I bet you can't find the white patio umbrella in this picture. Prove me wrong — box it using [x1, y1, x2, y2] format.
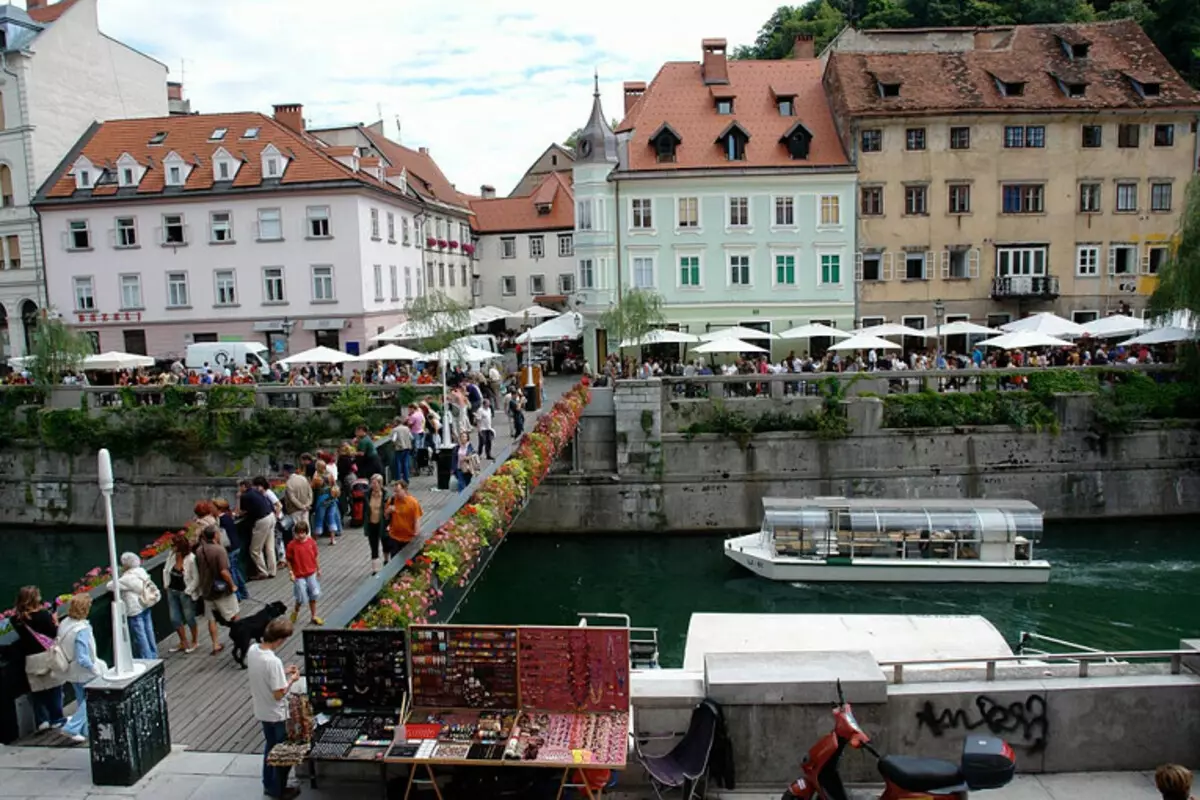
[829, 334, 903, 351]
[1000, 312, 1084, 338]
[371, 312, 474, 342]
[976, 330, 1076, 350]
[355, 343, 425, 362]
[515, 311, 584, 344]
[510, 305, 558, 320]
[692, 338, 768, 354]
[422, 344, 505, 363]
[82, 351, 155, 371]
[1079, 315, 1146, 339]
[918, 320, 997, 337]
[469, 306, 510, 326]
[1118, 326, 1199, 346]
[279, 346, 354, 366]
[620, 329, 700, 348]
[698, 325, 779, 342]
[855, 323, 931, 339]
[6, 355, 33, 370]
[777, 323, 853, 340]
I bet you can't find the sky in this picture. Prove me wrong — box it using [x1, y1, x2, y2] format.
[80, 0, 783, 197]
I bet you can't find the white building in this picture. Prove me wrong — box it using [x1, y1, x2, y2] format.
[470, 173, 575, 312]
[0, 0, 168, 359]
[34, 107, 432, 359]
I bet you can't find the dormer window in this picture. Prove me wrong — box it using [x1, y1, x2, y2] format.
[779, 121, 813, 161]
[879, 82, 901, 98]
[1127, 74, 1162, 98]
[122, 168, 134, 184]
[169, 166, 181, 184]
[211, 148, 239, 183]
[771, 86, 797, 117]
[535, 203, 551, 216]
[778, 99, 793, 116]
[266, 158, 279, 177]
[649, 122, 682, 164]
[1066, 82, 1086, 98]
[72, 157, 96, 190]
[218, 161, 230, 180]
[115, 153, 142, 188]
[162, 151, 190, 187]
[716, 99, 733, 115]
[1059, 35, 1091, 60]
[209, 128, 227, 141]
[993, 75, 1026, 97]
[242, 127, 260, 140]
[716, 121, 750, 162]
[78, 170, 91, 188]
[260, 144, 289, 180]
[148, 131, 167, 145]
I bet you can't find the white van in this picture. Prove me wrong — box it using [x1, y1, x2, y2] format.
[448, 334, 499, 373]
[185, 342, 270, 371]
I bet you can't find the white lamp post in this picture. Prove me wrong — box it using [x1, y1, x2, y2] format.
[98, 449, 143, 679]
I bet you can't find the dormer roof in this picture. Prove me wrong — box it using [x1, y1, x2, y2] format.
[469, 172, 574, 234]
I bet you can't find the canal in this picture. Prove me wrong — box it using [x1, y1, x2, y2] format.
[456, 518, 1200, 666]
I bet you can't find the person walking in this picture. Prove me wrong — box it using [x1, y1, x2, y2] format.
[195, 525, 239, 655]
[282, 463, 312, 531]
[453, 431, 478, 493]
[241, 479, 278, 580]
[363, 474, 387, 576]
[248, 618, 301, 800]
[117, 553, 159, 660]
[11, 586, 66, 730]
[310, 474, 342, 546]
[285, 521, 323, 626]
[57, 593, 105, 744]
[355, 424, 385, 478]
[384, 481, 422, 564]
[213, 499, 248, 600]
[477, 399, 495, 460]
[162, 534, 200, 654]
[391, 417, 413, 484]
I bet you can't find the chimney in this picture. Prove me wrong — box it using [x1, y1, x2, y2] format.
[701, 38, 729, 86]
[167, 82, 183, 101]
[791, 34, 815, 59]
[480, 185, 496, 199]
[623, 81, 647, 115]
[272, 103, 304, 133]
[418, 146, 429, 155]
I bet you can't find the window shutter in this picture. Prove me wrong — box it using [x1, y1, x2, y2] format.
[1107, 246, 1116, 276]
[854, 252, 864, 282]
[882, 252, 893, 281]
[925, 251, 935, 280]
[968, 248, 980, 279]
[940, 250, 950, 280]
[1140, 248, 1151, 275]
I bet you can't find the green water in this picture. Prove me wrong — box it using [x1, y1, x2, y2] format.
[455, 519, 1200, 667]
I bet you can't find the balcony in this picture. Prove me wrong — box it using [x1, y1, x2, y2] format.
[991, 275, 1059, 300]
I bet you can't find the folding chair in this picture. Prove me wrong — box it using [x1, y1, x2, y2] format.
[631, 699, 719, 800]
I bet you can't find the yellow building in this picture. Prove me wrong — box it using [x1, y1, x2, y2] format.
[823, 22, 1200, 340]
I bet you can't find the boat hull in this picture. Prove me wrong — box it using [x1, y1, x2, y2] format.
[724, 535, 1051, 585]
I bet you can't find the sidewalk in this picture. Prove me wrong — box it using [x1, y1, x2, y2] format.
[0, 744, 1164, 800]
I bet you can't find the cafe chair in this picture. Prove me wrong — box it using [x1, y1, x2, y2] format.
[631, 699, 720, 800]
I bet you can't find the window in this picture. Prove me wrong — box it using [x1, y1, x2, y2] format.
[162, 213, 186, 245]
[119, 274, 141, 309]
[728, 196, 749, 227]
[1076, 245, 1099, 276]
[425, 263, 434, 289]
[778, 99, 792, 116]
[878, 81, 901, 97]
[404, 266, 413, 298]
[1146, 245, 1169, 275]
[775, 254, 796, 285]
[460, 263, 467, 289]
[387, 212, 396, 242]
[945, 247, 974, 279]
[166, 272, 189, 307]
[905, 128, 926, 151]
[558, 234, 573, 256]
[1082, 125, 1102, 148]
[115, 217, 137, 247]
[209, 128, 227, 141]
[998, 80, 1025, 96]
[819, 195, 841, 226]
[307, 206, 330, 238]
[632, 256, 654, 289]
[257, 208, 281, 240]
[1151, 182, 1172, 212]
[577, 200, 593, 230]
[529, 235, 545, 258]
[775, 196, 794, 226]
[243, 127, 259, 140]
[529, 274, 546, 295]
[1004, 126, 1045, 148]
[861, 129, 882, 153]
[266, 158, 279, 177]
[214, 270, 236, 305]
[861, 186, 883, 216]
[996, 246, 1047, 276]
[209, 211, 233, 243]
[723, 130, 746, 161]
[679, 255, 701, 287]
[1026, 126, 1046, 147]
[373, 264, 384, 300]
[716, 99, 733, 115]
[949, 184, 971, 214]
[558, 273, 575, 294]
[500, 237, 516, 258]
[1072, 310, 1099, 325]
[654, 132, 677, 163]
[1118, 124, 1140, 148]
[312, 265, 334, 301]
[949, 126, 970, 150]
[402, 217, 411, 245]
[73, 276, 95, 310]
[369, 208, 380, 239]
[677, 197, 699, 228]
[68, 220, 91, 250]
[904, 186, 927, 216]
[168, 166, 182, 185]
[121, 167, 135, 185]
[1109, 244, 1137, 275]
[263, 267, 285, 303]
[4, 235, 18, 269]
[905, 252, 926, 280]
[1002, 184, 1044, 214]
[1079, 183, 1102, 213]
[1116, 182, 1138, 212]
[438, 263, 446, 287]
[217, 161, 230, 181]
[579, 258, 594, 289]
[1154, 124, 1174, 147]
[78, 169, 92, 188]
[501, 276, 516, 296]
[820, 254, 841, 285]
[729, 254, 751, 286]
[631, 198, 653, 229]
[860, 253, 882, 281]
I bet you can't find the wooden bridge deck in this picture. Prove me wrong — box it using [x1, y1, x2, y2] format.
[162, 380, 568, 753]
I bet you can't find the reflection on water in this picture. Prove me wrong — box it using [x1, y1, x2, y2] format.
[455, 518, 1200, 667]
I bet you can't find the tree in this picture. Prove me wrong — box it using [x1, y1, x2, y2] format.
[563, 128, 583, 152]
[1148, 176, 1200, 324]
[733, 2, 849, 58]
[402, 291, 471, 446]
[26, 313, 93, 385]
[599, 289, 666, 353]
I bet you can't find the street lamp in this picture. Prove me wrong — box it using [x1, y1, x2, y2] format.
[98, 449, 142, 679]
[933, 298, 946, 364]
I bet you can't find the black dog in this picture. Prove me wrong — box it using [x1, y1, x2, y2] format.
[215, 601, 288, 668]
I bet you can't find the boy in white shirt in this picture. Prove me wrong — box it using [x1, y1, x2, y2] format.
[247, 618, 300, 799]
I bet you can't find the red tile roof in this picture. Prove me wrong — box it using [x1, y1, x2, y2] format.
[38, 111, 405, 202]
[469, 172, 573, 233]
[356, 126, 469, 210]
[27, 0, 79, 23]
[826, 21, 1200, 117]
[615, 56, 849, 171]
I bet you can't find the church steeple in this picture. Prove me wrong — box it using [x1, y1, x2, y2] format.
[574, 71, 618, 164]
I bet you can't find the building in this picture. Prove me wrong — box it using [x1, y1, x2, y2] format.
[572, 38, 858, 364]
[470, 172, 575, 312]
[167, 82, 192, 115]
[0, 0, 168, 360]
[34, 107, 433, 359]
[309, 121, 475, 308]
[508, 143, 574, 197]
[823, 21, 1200, 336]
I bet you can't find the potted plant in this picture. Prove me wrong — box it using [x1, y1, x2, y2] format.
[437, 239, 448, 249]
[426, 236, 437, 248]
[448, 240, 459, 250]
[463, 243, 476, 256]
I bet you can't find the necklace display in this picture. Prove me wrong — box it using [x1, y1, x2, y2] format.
[518, 627, 630, 712]
[304, 629, 408, 713]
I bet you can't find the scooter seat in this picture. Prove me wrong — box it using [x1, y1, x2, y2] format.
[878, 754, 964, 793]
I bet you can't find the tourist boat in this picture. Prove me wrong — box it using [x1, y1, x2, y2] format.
[724, 497, 1051, 584]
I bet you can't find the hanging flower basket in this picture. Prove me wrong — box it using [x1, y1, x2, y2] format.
[437, 239, 448, 248]
[448, 240, 459, 250]
[463, 243, 476, 256]
[426, 236, 437, 248]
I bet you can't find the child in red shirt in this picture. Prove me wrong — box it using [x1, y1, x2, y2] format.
[285, 521, 323, 626]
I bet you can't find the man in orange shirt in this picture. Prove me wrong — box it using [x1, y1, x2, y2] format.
[384, 481, 422, 563]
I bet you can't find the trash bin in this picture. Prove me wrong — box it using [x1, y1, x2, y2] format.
[87, 661, 170, 786]
[349, 478, 369, 528]
[435, 446, 454, 491]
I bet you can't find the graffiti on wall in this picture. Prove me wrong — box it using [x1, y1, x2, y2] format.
[915, 694, 1048, 752]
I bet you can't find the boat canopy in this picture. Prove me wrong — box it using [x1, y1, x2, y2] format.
[762, 497, 1043, 542]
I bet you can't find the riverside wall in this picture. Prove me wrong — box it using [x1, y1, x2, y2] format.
[514, 381, 1200, 533]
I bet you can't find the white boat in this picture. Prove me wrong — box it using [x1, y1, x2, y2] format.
[725, 497, 1051, 584]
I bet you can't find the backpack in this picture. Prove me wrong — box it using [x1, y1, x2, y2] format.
[139, 575, 162, 608]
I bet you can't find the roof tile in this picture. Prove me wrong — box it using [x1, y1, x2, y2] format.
[469, 172, 573, 233]
[356, 126, 469, 210]
[27, 0, 79, 24]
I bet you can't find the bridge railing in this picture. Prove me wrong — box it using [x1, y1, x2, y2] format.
[0, 382, 444, 411]
[881, 648, 1193, 684]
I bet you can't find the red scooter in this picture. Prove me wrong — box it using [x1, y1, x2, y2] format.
[782, 681, 1016, 799]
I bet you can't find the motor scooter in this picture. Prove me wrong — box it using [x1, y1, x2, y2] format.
[782, 681, 1016, 800]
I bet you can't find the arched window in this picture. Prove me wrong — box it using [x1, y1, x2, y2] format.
[20, 299, 37, 354]
[0, 165, 13, 207]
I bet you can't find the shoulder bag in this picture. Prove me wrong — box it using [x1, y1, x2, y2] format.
[25, 626, 69, 678]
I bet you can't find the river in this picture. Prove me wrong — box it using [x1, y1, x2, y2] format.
[456, 518, 1200, 666]
[0, 526, 152, 613]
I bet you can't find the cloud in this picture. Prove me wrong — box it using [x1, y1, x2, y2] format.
[92, 0, 781, 196]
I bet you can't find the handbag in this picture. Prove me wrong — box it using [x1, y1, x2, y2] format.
[139, 576, 162, 608]
[25, 628, 69, 677]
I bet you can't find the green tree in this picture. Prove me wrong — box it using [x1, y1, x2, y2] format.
[402, 291, 471, 445]
[563, 128, 583, 152]
[26, 313, 94, 386]
[860, 0, 915, 28]
[599, 289, 666, 352]
[1149, 175, 1200, 324]
[733, 2, 849, 58]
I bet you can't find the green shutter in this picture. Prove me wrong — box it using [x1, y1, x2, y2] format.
[776, 255, 795, 284]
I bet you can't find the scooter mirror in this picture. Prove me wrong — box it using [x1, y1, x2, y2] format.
[836, 679, 845, 705]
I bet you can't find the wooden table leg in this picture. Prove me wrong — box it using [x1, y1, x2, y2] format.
[423, 764, 445, 800]
[555, 768, 570, 800]
[402, 766, 418, 800]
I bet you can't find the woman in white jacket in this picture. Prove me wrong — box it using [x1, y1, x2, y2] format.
[162, 534, 200, 654]
[117, 552, 159, 660]
[56, 593, 105, 743]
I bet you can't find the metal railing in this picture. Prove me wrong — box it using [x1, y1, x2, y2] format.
[577, 612, 661, 670]
[0, 382, 444, 411]
[991, 275, 1060, 299]
[880, 648, 1193, 684]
